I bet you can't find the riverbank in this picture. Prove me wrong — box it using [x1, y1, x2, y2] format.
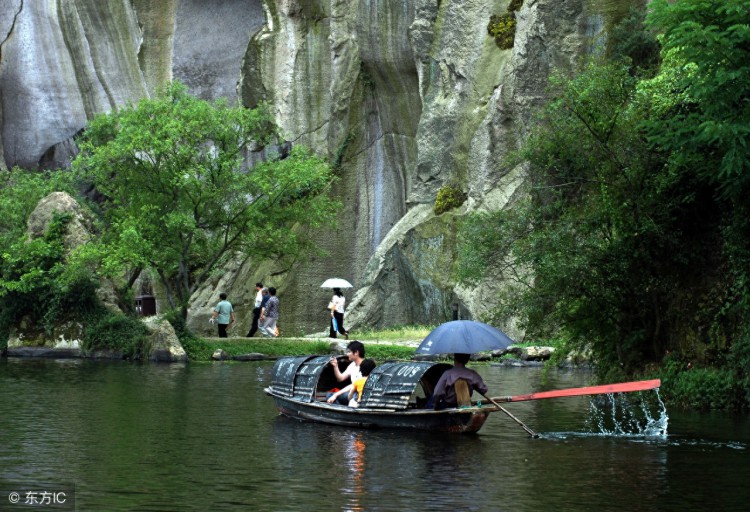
[183, 336, 423, 362]
[181, 335, 562, 366]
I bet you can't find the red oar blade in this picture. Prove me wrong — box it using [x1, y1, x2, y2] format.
[492, 379, 661, 403]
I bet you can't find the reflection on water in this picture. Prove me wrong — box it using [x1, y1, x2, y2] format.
[341, 432, 366, 512]
[2, 359, 750, 511]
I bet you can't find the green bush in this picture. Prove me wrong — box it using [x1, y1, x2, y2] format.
[0, 213, 103, 339]
[434, 186, 466, 216]
[659, 357, 739, 410]
[83, 313, 150, 358]
[729, 330, 750, 407]
[488, 13, 516, 50]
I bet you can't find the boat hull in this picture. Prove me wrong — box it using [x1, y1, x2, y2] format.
[267, 389, 493, 434]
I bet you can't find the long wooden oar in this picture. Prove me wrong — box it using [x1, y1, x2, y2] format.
[480, 392, 538, 438]
[491, 379, 661, 403]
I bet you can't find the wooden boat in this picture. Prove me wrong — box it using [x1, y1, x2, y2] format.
[265, 355, 495, 433]
[265, 355, 662, 435]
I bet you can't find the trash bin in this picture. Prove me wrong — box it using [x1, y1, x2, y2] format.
[135, 295, 156, 316]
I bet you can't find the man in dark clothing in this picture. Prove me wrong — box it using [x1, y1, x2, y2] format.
[432, 353, 488, 409]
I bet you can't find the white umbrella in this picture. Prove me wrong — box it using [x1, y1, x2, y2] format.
[320, 278, 354, 289]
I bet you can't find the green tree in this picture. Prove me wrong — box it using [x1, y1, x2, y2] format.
[0, 167, 74, 248]
[457, 1, 750, 406]
[0, 212, 102, 340]
[73, 81, 337, 315]
[645, 0, 750, 198]
[644, 0, 750, 402]
[458, 61, 716, 375]
[0, 169, 90, 342]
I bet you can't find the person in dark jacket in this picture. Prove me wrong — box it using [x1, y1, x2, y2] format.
[432, 353, 488, 409]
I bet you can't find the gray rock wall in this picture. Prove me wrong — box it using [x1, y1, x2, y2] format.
[231, 0, 612, 335]
[0, 0, 637, 337]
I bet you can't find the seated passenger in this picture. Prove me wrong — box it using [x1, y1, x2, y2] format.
[348, 359, 376, 408]
[432, 353, 488, 410]
[327, 341, 366, 405]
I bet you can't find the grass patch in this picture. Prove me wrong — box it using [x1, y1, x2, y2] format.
[187, 337, 419, 362]
[353, 324, 434, 341]
[365, 344, 419, 361]
[182, 326, 564, 363]
[185, 338, 329, 361]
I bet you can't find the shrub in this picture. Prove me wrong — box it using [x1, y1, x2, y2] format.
[83, 313, 150, 358]
[729, 330, 750, 407]
[488, 13, 516, 50]
[180, 336, 214, 362]
[0, 213, 103, 338]
[434, 186, 467, 215]
[659, 356, 740, 410]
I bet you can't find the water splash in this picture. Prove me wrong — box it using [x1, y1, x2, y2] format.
[583, 389, 669, 438]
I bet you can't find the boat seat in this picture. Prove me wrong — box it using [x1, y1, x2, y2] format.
[454, 379, 472, 407]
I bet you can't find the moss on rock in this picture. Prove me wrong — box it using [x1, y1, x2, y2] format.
[488, 13, 517, 50]
[434, 186, 467, 215]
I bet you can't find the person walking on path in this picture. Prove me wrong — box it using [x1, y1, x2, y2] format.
[328, 287, 349, 339]
[211, 292, 235, 338]
[246, 282, 263, 337]
[259, 287, 279, 337]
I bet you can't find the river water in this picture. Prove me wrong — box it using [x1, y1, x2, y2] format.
[1, 358, 749, 511]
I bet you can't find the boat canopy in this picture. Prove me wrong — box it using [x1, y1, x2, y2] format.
[270, 355, 451, 411]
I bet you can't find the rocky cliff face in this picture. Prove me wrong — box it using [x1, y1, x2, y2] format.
[0, 0, 635, 337]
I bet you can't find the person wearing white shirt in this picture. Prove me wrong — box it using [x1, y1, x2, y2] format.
[326, 341, 365, 405]
[328, 287, 349, 339]
[246, 282, 264, 337]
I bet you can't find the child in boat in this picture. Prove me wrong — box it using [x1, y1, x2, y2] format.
[348, 358, 376, 408]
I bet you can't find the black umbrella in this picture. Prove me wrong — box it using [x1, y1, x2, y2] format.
[415, 320, 514, 355]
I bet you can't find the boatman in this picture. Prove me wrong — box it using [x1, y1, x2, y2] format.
[432, 353, 488, 410]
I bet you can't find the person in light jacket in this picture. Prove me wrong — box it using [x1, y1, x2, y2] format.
[211, 292, 235, 338]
